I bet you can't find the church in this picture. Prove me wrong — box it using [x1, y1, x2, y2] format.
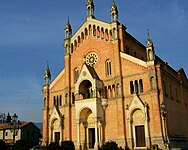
[42, 0, 188, 149]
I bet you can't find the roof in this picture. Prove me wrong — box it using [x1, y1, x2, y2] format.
[85, 64, 100, 80]
[0, 122, 33, 130]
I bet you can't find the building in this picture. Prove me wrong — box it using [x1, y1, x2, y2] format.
[0, 122, 41, 148]
[42, 0, 188, 149]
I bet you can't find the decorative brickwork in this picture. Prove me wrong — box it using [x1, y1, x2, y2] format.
[42, 1, 188, 150]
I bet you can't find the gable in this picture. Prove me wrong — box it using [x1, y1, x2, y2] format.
[50, 69, 65, 90]
[75, 63, 103, 94]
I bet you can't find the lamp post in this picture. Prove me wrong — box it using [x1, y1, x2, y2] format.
[8, 113, 21, 145]
[160, 102, 170, 149]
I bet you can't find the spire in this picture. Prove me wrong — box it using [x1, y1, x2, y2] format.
[86, 0, 95, 19]
[44, 62, 51, 86]
[110, 0, 118, 22]
[64, 17, 72, 39]
[146, 29, 153, 47]
[146, 29, 155, 61]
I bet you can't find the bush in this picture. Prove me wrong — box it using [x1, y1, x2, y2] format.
[0, 140, 7, 150]
[99, 141, 124, 150]
[15, 140, 26, 150]
[61, 141, 75, 150]
[47, 142, 61, 150]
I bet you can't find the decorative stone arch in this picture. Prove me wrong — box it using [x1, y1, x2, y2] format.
[74, 63, 107, 149]
[126, 95, 150, 149]
[75, 64, 104, 100]
[49, 107, 64, 144]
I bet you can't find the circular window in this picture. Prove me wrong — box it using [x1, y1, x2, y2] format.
[85, 52, 98, 66]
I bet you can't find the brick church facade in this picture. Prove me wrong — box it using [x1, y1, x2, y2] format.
[42, 0, 188, 149]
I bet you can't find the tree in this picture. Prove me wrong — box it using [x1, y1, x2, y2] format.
[0, 140, 7, 150]
[0, 113, 6, 123]
[47, 142, 61, 150]
[61, 141, 75, 150]
[14, 140, 26, 150]
[99, 141, 124, 150]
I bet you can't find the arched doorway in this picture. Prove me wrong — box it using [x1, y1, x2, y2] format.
[50, 119, 61, 144]
[79, 107, 96, 149]
[79, 80, 93, 99]
[132, 109, 146, 148]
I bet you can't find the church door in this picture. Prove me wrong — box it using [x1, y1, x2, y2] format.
[135, 125, 146, 147]
[89, 128, 95, 148]
[54, 132, 60, 143]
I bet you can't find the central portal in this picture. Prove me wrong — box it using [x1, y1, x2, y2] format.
[89, 128, 95, 148]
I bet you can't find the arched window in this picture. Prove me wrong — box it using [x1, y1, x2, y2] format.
[150, 77, 155, 89]
[135, 80, 139, 94]
[163, 81, 168, 97]
[65, 93, 68, 104]
[116, 83, 120, 96]
[112, 84, 115, 98]
[59, 95, 62, 106]
[139, 79, 143, 93]
[74, 68, 79, 83]
[44, 98, 46, 107]
[72, 92, 75, 104]
[108, 85, 112, 98]
[106, 60, 112, 76]
[104, 86, 107, 98]
[54, 96, 56, 106]
[56, 96, 59, 106]
[130, 81, 134, 94]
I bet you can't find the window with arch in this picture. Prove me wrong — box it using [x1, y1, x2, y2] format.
[163, 80, 168, 97]
[72, 92, 75, 104]
[44, 98, 46, 107]
[53, 96, 56, 106]
[59, 95, 62, 106]
[130, 81, 134, 94]
[106, 59, 112, 76]
[104, 86, 108, 98]
[139, 79, 143, 93]
[150, 76, 155, 89]
[116, 83, 120, 96]
[130, 79, 144, 94]
[65, 93, 68, 104]
[74, 68, 79, 83]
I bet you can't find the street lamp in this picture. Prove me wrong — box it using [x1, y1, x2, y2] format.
[160, 102, 170, 149]
[8, 113, 21, 145]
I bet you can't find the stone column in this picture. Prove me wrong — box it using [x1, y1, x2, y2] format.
[98, 122, 102, 147]
[127, 118, 133, 149]
[94, 119, 99, 150]
[87, 126, 89, 148]
[144, 103, 151, 148]
[84, 123, 88, 150]
[49, 126, 53, 143]
[76, 120, 81, 150]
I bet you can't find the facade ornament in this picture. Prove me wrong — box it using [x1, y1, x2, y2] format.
[44, 62, 51, 86]
[146, 29, 155, 61]
[110, 0, 118, 22]
[86, 0, 95, 19]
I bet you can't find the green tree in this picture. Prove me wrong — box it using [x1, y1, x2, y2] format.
[47, 142, 61, 150]
[15, 140, 26, 150]
[61, 141, 75, 150]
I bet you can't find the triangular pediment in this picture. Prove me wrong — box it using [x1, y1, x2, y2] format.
[49, 107, 61, 122]
[127, 94, 145, 114]
[75, 63, 103, 94]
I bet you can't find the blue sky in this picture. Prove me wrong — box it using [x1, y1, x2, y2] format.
[0, 0, 187, 122]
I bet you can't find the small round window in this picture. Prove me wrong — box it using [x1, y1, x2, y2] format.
[85, 52, 98, 66]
